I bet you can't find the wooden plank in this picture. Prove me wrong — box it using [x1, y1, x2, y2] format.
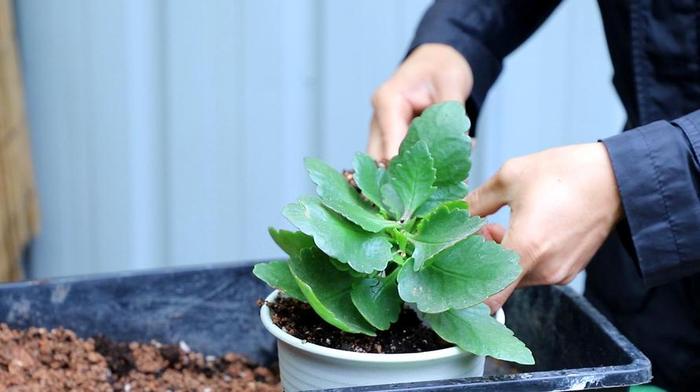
[0, 0, 39, 281]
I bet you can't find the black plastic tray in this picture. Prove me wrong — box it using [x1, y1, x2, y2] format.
[0, 263, 651, 391]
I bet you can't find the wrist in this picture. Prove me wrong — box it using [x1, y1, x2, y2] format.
[410, 43, 473, 99]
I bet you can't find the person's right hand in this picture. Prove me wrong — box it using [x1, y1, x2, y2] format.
[368, 43, 474, 161]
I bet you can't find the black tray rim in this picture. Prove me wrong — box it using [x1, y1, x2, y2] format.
[327, 284, 652, 391]
[1, 261, 653, 391]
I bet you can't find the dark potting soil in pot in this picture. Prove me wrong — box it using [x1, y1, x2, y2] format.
[0, 323, 281, 391]
[268, 296, 452, 353]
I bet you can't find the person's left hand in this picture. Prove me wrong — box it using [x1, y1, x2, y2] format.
[467, 143, 623, 312]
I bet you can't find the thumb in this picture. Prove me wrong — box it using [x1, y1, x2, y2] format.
[483, 216, 534, 313]
[484, 281, 519, 315]
[372, 90, 414, 160]
[433, 83, 468, 103]
[467, 174, 508, 217]
[483, 230, 526, 314]
[480, 223, 506, 243]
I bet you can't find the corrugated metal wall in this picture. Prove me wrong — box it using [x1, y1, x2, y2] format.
[14, 0, 624, 278]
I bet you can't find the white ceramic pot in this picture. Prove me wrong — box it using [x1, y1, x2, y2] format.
[260, 290, 505, 391]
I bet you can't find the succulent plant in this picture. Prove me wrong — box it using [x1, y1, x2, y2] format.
[254, 101, 533, 364]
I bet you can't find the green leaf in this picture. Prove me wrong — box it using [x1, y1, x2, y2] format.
[410, 205, 486, 271]
[268, 228, 315, 258]
[289, 248, 376, 335]
[350, 272, 402, 330]
[253, 260, 307, 302]
[423, 304, 534, 365]
[386, 141, 436, 221]
[352, 153, 388, 211]
[440, 199, 470, 211]
[390, 228, 409, 253]
[414, 182, 469, 217]
[283, 196, 393, 274]
[398, 236, 520, 313]
[329, 257, 367, 278]
[305, 158, 397, 233]
[400, 101, 471, 185]
[380, 182, 403, 219]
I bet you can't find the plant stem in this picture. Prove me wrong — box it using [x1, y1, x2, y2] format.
[386, 266, 401, 282]
[389, 228, 409, 252]
[392, 252, 406, 266]
[403, 217, 417, 232]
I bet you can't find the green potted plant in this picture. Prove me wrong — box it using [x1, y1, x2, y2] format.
[254, 102, 533, 391]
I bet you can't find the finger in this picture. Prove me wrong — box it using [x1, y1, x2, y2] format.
[479, 226, 497, 242]
[433, 83, 467, 103]
[367, 114, 384, 161]
[480, 223, 506, 243]
[484, 228, 529, 313]
[373, 92, 413, 160]
[484, 280, 519, 314]
[467, 174, 508, 217]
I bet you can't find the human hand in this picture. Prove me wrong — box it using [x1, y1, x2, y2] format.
[368, 43, 473, 161]
[467, 143, 622, 312]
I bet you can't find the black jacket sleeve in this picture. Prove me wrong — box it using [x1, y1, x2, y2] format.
[602, 109, 700, 287]
[409, 0, 561, 129]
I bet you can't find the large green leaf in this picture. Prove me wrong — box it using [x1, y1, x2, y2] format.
[414, 182, 469, 217]
[268, 228, 315, 258]
[398, 236, 520, 313]
[289, 248, 376, 335]
[329, 257, 367, 278]
[352, 153, 388, 212]
[400, 101, 471, 185]
[283, 196, 393, 273]
[380, 182, 403, 220]
[386, 141, 436, 221]
[253, 260, 307, 302]
[423, 304, 534, 365]
[350, 273, 402, 330]
[410, 205, 486, 271]
[305, 158, 396, 233]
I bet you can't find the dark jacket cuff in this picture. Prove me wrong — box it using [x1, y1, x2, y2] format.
[602, 113, 700, 286]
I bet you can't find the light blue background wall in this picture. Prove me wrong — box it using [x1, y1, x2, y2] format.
[15, 0, 624, 278]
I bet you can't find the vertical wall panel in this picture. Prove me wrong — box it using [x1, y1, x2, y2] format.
[16, 0, 174, 275]
[82, 1, 133, 272]
[318, 0, 431, 169]
[163, 0, 320, 265]
[124, 0, 165, 270]
[278, 0, 317, 203]
[238, 0, 320, 260]
[164, 0, 244, 266]
[17, 1, 95, 277]
[239, 1, 295, 261]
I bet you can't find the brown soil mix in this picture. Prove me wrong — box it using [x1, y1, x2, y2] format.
[268, 296, 452, 353]
[0, 323, 280, 391]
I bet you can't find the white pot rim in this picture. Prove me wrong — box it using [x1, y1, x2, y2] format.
[260, 290, 505, 364]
